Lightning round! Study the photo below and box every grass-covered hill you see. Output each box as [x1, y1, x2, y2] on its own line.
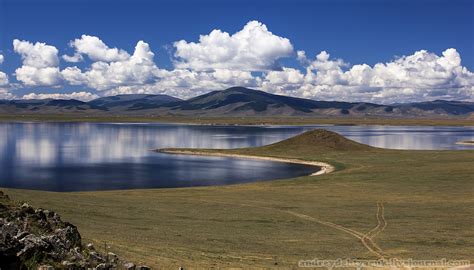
[258, 129, 374, 153]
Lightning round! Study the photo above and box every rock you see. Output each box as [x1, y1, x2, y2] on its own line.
[96, 263, 112, 270]
[54, 224, 81, 249]
[21, 202, 30, 208]
[108, 252, 118, 263]
[46, 210, 55, 219]
[15, 231, 29, 240]
[38, 265, 54, 270]
[17, 234, 51, 257]
[0, 190, 10, 200]
[61, 260, 75, 267]
[124, 262, 136, 270]
[34, 208, 47, 221]
[138, 265, 151, 270]
[20, 203, 35, 215]
[2, 221, 20, 238]
[68, 246, 85, 262]
[89, 251, 106, 264]
[0, 191, 128, 269]
[87, 243, 95, 250]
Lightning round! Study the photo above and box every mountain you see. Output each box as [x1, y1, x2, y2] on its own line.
[0, 99, 107, 114]
[394, 100, 474, 116]
[159, 87, 474, 117]
[0, 87, 473, 117]
[160, 87, 387, 116]
[88, 94, 182, 111]
[0, 94, 181, 114]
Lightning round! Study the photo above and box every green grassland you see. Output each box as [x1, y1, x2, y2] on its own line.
[0, 114, 473, 126]
[3, 130, 474, 269]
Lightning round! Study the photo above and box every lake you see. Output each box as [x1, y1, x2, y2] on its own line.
[0, 122, 473, 191]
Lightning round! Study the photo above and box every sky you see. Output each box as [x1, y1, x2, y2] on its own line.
[0, 0, 473, 103]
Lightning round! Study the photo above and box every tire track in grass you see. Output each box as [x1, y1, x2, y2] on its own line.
[192, 199, 387, 259]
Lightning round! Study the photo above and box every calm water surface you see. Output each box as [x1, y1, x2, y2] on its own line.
[0, 123, 473, 191]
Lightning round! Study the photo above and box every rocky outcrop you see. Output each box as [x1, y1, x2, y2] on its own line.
[0, 191, 134, 269]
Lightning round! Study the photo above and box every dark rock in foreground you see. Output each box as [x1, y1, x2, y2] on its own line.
[0, 191, 132, 269]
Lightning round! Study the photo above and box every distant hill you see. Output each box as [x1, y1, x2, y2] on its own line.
[89, 94, 182, 111]
[0, 99, 107, 114]
[394, 100, 474, 116]
[160, 86, 359, 116]
[159, 87, 474, 117]
[0, 94, 181, 114]
[0, 87, 473, 118]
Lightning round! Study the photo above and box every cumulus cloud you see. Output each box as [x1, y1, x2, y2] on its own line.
[62, 40, 160, 90]
[0, 73, 8, 86]
[106, 48, 474, 103]
[262, 67, 304, 94]
[105, 68, 262, 99]
[67, 35, 130, 62]
[0, 88, 15, 99]
[21, 91, 99, 101]
[173, 20, 293, 71]
[0, 54, 8, 86]
[13, 39, 62, 86]
[6, 31, 474, 103]
[62, 53, 83, 63]
[271, 48, 474, 103]
[13, 39, 59, 68]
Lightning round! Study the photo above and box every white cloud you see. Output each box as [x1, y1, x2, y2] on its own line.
[0, 72, 8, 86]
[62, 53, 83, 63]
[6, 33, 474, 104]
[274, 48, 474, 103]
[105, 68, 261, 99]
[105, 48, 474, 103]
[296, 50, 308, 65]
[22, 91, 99, 101]
[68, 35, 130, 62]
[62, 40, 160, 90]
[61, 66, 87, 85]
[15, 66, 62, 86]
[13, 39, 59, 68]
[0, 88, 15, 100]
[0, 54, 8, 86]
[13, 39, 62, 86]
[262, 67, 304, 94]
[173, 20, 293, 71]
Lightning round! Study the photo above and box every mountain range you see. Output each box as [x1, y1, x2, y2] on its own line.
[1, 87, 473, 118]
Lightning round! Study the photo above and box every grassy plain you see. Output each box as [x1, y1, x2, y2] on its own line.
[3, 130, 474, 269]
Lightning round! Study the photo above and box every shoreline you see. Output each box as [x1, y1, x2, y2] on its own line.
[456, 141, 474, 146]
[157, 149, 335, 176]
[1, 115, 473, 127]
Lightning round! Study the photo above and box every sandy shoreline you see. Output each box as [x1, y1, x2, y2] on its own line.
[158, 149, 335, 176]
[456, 141, 474, 146]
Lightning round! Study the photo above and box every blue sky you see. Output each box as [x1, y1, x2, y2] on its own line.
[0, 0, 473, 103]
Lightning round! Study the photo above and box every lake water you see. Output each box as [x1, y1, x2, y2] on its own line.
[0, 122, 473, 191]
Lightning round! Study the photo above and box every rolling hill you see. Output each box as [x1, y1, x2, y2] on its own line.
[88, 94, 182, 111]
[0, 99, 107, 114]
[160, 87, 359, 116]
[0, 87, 473, 118]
